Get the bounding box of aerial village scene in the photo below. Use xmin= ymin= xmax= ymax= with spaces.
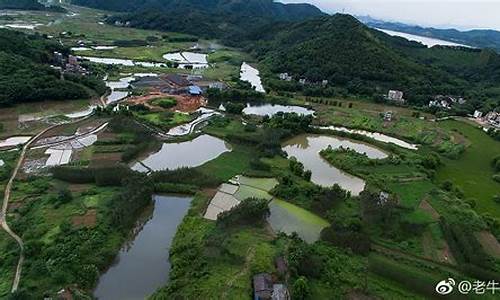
xmin=0 ymin=1 xmax=500 ymax=300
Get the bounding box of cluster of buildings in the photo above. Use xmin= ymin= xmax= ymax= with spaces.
xmin=131 ymin=73 xmax=225 ymax=96
xmin=253 ymin=257 xmax=290 ymax=300
xmin=52 ymin=51 xmax=89 ymax=75
xmin=428 ymin=95 xmax=466 ymax=109
xmin=278 ymin=73 xmax=329 ymax=86
xmin=474 ymin=110 xmax=500 ymax=128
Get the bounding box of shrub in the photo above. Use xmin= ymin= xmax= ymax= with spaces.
xmin=153 ymin=97 xmax=177 ymax=109
xmin=217 ymin=198 xmax=270 ymax=227
xmin=292 ymin=276 xmax=310 ymax=300
xmin=493 ymin=174 xmax=500 ymax=183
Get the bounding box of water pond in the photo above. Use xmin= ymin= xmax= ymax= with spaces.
xmin=0 ymin=136 xmax=31 ymax=148
xmin=317 ymin=125 xmax=418 ymax=150
xmin=131 ymin=134 xmax=231 ymax=172
xmin=167 ymin=108 xmax=220 ymax=136
xmin=282 ymin=134 xmax=388 ymax=195
xmin=242 ymin=103 xmax=314 ymax=116
xmin=268 ymin=199 xmax=329 ymax=243
xmin=240 ymin=62 xmax=265 ymax=93
xmin=94 ymin=195 xmax=192 ymax=300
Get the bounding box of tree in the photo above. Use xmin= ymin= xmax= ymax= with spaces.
xmin=292 ymin=276 xmax=310 ymax=300
xmin=217 ymin=198 xmax=270 ymax=227
xmin=57 ymin=188 xmax=73 ymax=204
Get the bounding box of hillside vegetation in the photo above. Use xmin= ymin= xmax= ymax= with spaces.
xmin=0 ymin=29 xmax=103 ymax=106
xmin=249 ymin=14 xmax=500 ymax=106
xmin=72 ymin=0 xmax=324 ymax=20
xmin=0 ymin=0 xmax=66 ymax=11
xmin=75 ymin=1 xmax=500 ymax=106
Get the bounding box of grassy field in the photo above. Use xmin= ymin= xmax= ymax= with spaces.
xmin=134 ymin=112 xmax=192 ymax=129
xmin=436 ymin=120 xmax=500 ymax=217
xmin=197 ymin=145 xmax=254 ymax=182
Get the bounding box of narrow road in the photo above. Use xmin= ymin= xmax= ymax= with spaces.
xmin=1 ymin=126 xmax=55 ymax=292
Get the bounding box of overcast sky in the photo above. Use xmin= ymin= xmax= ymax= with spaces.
xmin=280 ymin=0 xmax=500 ymax=30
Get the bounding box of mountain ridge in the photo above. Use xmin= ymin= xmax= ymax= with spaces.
xmin=72 ymin=0 xmax=324 ymax=21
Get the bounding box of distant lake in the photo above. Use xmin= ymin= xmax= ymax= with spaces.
xmin=376 ymin=28 xmax=470 ymax=48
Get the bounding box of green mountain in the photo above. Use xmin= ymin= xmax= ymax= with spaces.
xmin=72 ymin=0 xmax=500 ymax=107
xmin=247 ymin=14 xmax=500 ymax=105
xmin=0 ymin=0 xmax=44 ymax=10
xmin=0 ymin=0 xmax=66 ymax=11
xmin=72 ymin=0 xmax=324 ymax=20
xmin=0 ymin=29 xmax=102 ymax=106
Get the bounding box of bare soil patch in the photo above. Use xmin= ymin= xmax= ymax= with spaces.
xmin=90 ymin=152 xmax=123 ymax=167
xmin=418 ymin=199 xmax=440 ymax=221
xmin=72 ymin=209 xmax=97 ymax=228
xmin=476 ymin=231 xmax=500 ymax=258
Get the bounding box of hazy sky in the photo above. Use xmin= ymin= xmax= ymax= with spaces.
xmin=280 ymin=1 xmax=500 ymax=30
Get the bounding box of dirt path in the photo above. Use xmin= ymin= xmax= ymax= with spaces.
xmin=1 ymin=113 xmax=99 ymax=292
xmin=1 ymin=125 xmax=56 ymax=292
xmin=221 ymin=247 xmax=255 ymax=299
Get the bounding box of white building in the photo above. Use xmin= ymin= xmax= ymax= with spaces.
xmin=279 ymin=73 xmax=293 ymax=81
xmin=387 ymin=90 xmax=404 ymax=103
xmin=473 ymin=110 xmax=483 ymax=118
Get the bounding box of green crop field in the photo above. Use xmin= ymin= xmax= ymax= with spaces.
xmin=436 ymin=120 xmax=500 ymax=217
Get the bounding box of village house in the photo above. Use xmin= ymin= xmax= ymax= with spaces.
xmin=279 ymin=72 xmax=293 ymax=81
xmin=384 ymin=111 xmax=393 ymax=122
xmin=387 ymin=90 xmax=405 ymax=103
xmin=378 ymin=191 xmax=390 ymax=206
xmin=299 ymin=78 xmax=307 ymax=85
xmin=253 ymin=273 xmax=273 ymax=300
xmin=188 ymin=85 xmax=203 ymax=96
xmin=272 ymin=284 xmax=290 ymax=300
xmin=321 ymin=79 xmax=329 ymax=86
xmin=209 ymin=81 xmax=227 ymax=90
xmin=485 ymin=111 xmax=500 ymax=128
xmin=474 ymin=110 xmax=483 ymax=119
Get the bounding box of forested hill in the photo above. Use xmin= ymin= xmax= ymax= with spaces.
xmin=72 ymin=0 xmax=500 ymax=106
xmin=72 ymin=0 xmax=324 ymax=21
xmin=0 ymin=0 xmax=66 ymax=11
xmin=0 ymin=29 xmax=103 ymax=106
xmin=246 ymin=14 xmax=500 ymax=106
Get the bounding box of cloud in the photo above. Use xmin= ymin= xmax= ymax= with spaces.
xmin=281 ymin=0 xmax=500 ymax=30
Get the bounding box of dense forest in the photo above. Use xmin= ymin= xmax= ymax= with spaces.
xmin=0 ymin=29 xmax=103 ymax=106
xmin=246 ymin=14 xmax=500 ymax=106
xmin=72 ymin=0 xmax=323 ymax=20
xmin=0 ymin=0 xmax=66 ymax=11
